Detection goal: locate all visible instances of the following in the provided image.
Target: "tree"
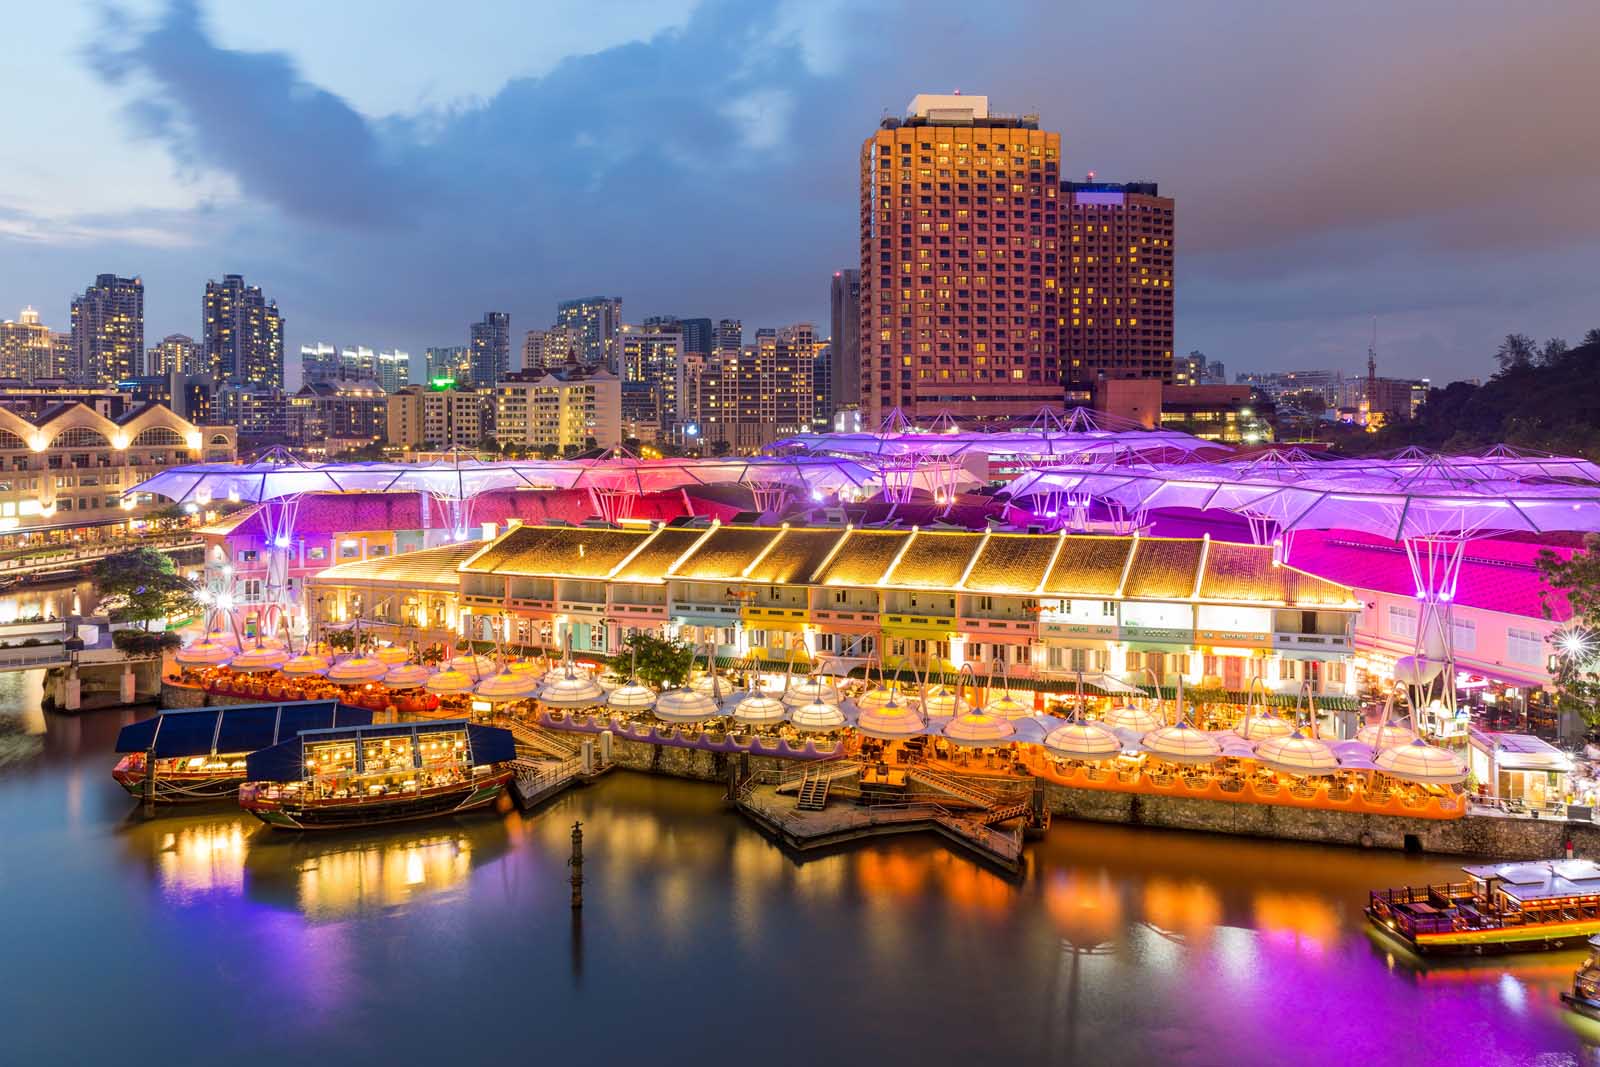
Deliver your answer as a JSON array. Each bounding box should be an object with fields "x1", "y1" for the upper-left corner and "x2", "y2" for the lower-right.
[
  {"x1": 607, "y1": 631, "x2": 696, "y2": 689},
  {"x1": 1538, "y1": 538, "x2": 1600, "y2": 727},
  {"x1": 1495, "y1": 333, "x2": 1537, "y2": 373},
  {"x1": 1538, "y1": 337, "x2": 1570, "y2": 366},
  {"x1": 92, "y1": 549, "x2": 200, "y2": 630},
  {"x1": 1583, "y1": 328, "x2": 1600, "y2": 349},
  {"x1": 112, "y1": 630, "x2": 182, "y2": 658}
]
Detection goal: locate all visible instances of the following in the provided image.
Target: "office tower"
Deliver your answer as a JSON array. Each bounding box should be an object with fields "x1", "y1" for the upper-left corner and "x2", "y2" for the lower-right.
[
  {"x1": 48, "y1": 332, "x2": 72, "y2": 380},
  {"x1": 713, "y1": 318, "x2": 742, "y2": 355},
  {"x1": 376, "y1": 349, "x2": 410, "y2": 393},
  {"x1": 556, "y1": 297, "x2": 622, "y2": 369},
  {"x1": 619, "y1": 322, "x2": 683, "y2": 431},
  {"x1": 425, "y1": 345, "x2": 471, "y2": 383},
  {"x1": 522, "y1": 326, "x2": 576, "y2": 373},
  {"x1": 829, "y1": 268, "x2": 861, "y2": 417},
  {"x1": 861, "y1": 94, "x2": 1061, "y2": 426},
  {"x1": 202, "y1": 274, "x2": 284, "y2": 388},
  {"x1": 289, "y1": 378, "x2": 388, "y2": 445},
  {"x1": 0, "y1": 307, "x2": 55, "y2": 380},
  {"x1": 468, "y1": 311, "x2": 511, "y2": 386},
  {"x1": 148, "y1": 333, "x2": 204, "y2": 377},
  {"x1": 300, "y1": 342, "x2": 340, "y2": 383},
  {"x1": 1061, "y1": 179, "x2": 1174, "y2": 396},
  {"x1": 70, "y1": 273, "x2": 144, "y2": 384},
  {"x1": 336, "y1": 346, "x2": 377, "y2": 380},
  {"x1": 678, "y1": 318, "x2": 713, "y2": 356}
]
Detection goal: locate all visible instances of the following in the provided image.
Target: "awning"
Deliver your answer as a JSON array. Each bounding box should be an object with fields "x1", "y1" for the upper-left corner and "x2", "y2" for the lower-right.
[{"x1": 115, "y1": 700, "x2": 373, "y2": 758}]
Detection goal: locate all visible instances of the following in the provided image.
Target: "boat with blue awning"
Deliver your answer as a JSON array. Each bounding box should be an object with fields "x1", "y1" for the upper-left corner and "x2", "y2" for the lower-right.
[
  {"x1": 239, "y1": 719, "x2": 516, "y2": 830},
  {"x1": 113, "y1": 701, "x2": 374, "y2": 803}
]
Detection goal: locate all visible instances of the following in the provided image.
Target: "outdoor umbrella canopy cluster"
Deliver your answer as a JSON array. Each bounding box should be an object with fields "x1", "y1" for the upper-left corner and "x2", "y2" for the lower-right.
[
  {"x1": 280, "y1": 652, "x2": 331, "y2": 677},
  {"x1": 726, "y1": 691, "x2": 787, "y2": 724},
  {"x1": 783, "y1": 679, "x2": 841, "y2": 707},
  {"x1": 325, "y1": 656, "x2": 389, "y2": 683},
  {"x1": 424, "y1": 669, "x2": 477, "y2": 695},
  {"x1": 942, "y1": 709, "x2": 1017, "y2": 746},
  {"x1": 1234, "y1": 710, "x2": 1295, "y2": 740},
  {"x1": 1104, "y1": 703, "x2": 1164, "y2": 733},
  {"x1": 1375, "y1": 739, "x2": 1469, "y2": 784},
  {"x1": 382, "y1": 663, "x2": 432, "y2": 688},
  {"x1": 374, "y1": 647, "x2": 411, "y2": 666},
  {"x1": 653, "y1": 687, "x2": 721, "y2": 723},
  {"x1": 228, "y1": 646, "x2": 289, "y2": 673},
  {"x1": 474, "y1": 670, "x2": 543, "y2": 702},
  {"x1": 855, "y1": 695, "x2": 929, "y2": 739},
  {"x1": 1250, "y1": 730, "x2": 1339, "y2": 775},
  {"x1": 537, "y1": 669, "x2": 605, "y2": 708}
]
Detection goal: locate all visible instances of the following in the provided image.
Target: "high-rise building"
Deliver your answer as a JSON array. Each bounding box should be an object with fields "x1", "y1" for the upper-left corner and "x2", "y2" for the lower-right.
[
  {"x1": 1174, "y1": 352, "x2": 1226, "y2": 387},
  {"x1": 288, "y1": 379, "x2": 388, "y2": 446},
  {"x1": 861, "y1": 94, "x2": 1062, "y2": 426},
  {"x1": 555, "y1": 297, "x2": 622, "y2": 370},
  {"x1": 300, "y1": 342, "x2": 340, "y2": 383},
  {"x1": 675, "y1": 325, "x2": 816, "y2": 453},
  {"x1": 1061, "y1": 179, "x2": 1174, "y2": 397},
  {"x1": 376, "y1": 349, "x2": 410, "y2": 393},
  {"x1": 202, "y1": 274, "x2": 284, "y2": 388},
  {"x1": 48, "y1": 332, "x2": 73, "y2": 381},
  {"x1": 70, "y1": 274, "x2": 144, "y2": 384},
  {"x1": 828, "y1": 269, "x2": 861, "y2": 418},
  {"x1": 493, "y1": 369, "x2": 622, "y2": 455},
  {"x1": 468, "y1": 312, "x2": 510, "y2": 386},
  {"x1": 148, "y1": 333, "x2": 204, "y2": 377},
  {"x1": 386, "y1": 382, "x2": 494, "y2": 451},
  {"x1": 339, "y1": 346, "x2": 378, "y2": 381},
  {"x1": 678, "y1": 318, "x2": 713, "y2": 356},
  {"x1": 618, "y1": 322, "x2": 683, "y2": 432},
  {"x1": 425, "y1": 345, "x2": 471, "y2": 383},
  {"x1": 713, "y1": 318, "x2": 742, "y2": 355},
  {"x1": 0, "y1": 307, "x2": 55, "y2": 380},
  {"x1": 521, "y1": 327, "x2": 576, "y2": 373}
]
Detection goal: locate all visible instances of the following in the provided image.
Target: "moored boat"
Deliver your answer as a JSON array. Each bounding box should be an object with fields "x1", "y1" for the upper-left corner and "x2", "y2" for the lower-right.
[
  {"x1": 1561, "y1": 936, "x2": 1600, "y2": 1020},
  {"x1": 113, "y1": 700, "x2": 372, "y2": 803},
  {"x1": 238, "y1": 719, "x2": 516, "y2": 831},
  {"x1": 1367, "y1": 859, "x2": 1600, "y2": 956}
]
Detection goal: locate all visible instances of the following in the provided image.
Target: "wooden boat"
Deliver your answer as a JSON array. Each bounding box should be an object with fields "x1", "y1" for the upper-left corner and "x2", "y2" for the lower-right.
[
  {"x1": 1367, "y1": 859, "x2": 1600, "y2": 956},
  {"x1": 239, "y1": 719, "x2": 517, "y2": 831},
  {"x1": 1561, "y1": 936, "x2": 1600, "y2": 1020},
  {"x1": 113, "y1": 700, "x2": 372, "y2": 803}
]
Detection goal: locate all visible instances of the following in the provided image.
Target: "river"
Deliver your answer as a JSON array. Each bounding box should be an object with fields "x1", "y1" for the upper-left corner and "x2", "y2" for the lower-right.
[{"x1": 1, "y1": 682, "x2": 1596, "y2": 1065}]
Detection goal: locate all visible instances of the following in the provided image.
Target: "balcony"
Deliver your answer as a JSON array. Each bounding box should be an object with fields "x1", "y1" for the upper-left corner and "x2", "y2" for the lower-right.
[
  {"x1": 1119, "y1": 624, "x2": 1195, "y2": 646},
  {"x1": 1272, "y1": 631, "x2": 1352, "y2": 653},
  {"x1": 745, "y1": 605, "x2": 807, "y2": 625},
  {"x1": 960, "y1": 614, "x2": 1039, "y2": 639},
  {"x1": 882, "y1": 612, "x2": 956, "y2": 634},
  {"x1": 1038, "y1": 620, "x2": 1118, "y2": 641},
  {"x1": 1195, "y1": 628, "x2": 1272, "y2": 649}
]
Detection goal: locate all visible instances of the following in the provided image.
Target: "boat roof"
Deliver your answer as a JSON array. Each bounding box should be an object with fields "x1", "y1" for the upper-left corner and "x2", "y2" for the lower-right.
[
  {"x1": 293, "y1": 718, "x2": 476, "y2": 742},
  {"x1": 1461, "y1": 859, "x2": 1600, "y2": 902},
  {"x1": 115, "y1": 700, "x2": 373, "y2": 758}
]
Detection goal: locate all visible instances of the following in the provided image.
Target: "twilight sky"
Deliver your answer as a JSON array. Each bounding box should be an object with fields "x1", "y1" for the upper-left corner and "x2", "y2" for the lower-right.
[{"x1": 2, "y1": 0, "x2": 1598, "y2": 385}]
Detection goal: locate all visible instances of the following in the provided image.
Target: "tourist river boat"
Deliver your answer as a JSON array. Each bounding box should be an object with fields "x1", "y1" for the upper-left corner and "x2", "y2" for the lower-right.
[
  {"x1": 1561, "y1": 936, "x2": 1600, "y2": 1020},
  {"x1": 113, "y1": 700, "x2": 373, "y2": 803},
  {"x1": 1367, "y1": 859, "x2": 1600, "y2": 956},
  {"x1": 238, "y1": 719, "x2": 517, "y2": 830}
]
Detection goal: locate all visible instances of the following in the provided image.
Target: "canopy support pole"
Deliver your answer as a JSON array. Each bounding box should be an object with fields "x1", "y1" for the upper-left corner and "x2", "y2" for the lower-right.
[{"x1": 1402, "y1": 535, "x2": 1468, "y2": 731}]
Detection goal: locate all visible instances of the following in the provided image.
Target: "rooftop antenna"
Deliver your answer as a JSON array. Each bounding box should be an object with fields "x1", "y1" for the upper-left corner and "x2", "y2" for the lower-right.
[{"x1": 1366, "y1": 316, "x2": 1378, "y2": 395}]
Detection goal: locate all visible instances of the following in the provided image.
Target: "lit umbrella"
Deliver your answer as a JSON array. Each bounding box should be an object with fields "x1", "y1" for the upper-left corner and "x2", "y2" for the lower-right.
[
  {"x1": 1104, "y1": 703, "x2": 1163, "y2": 733},
  {"x1": 653, "y1": 687, "x2": 721, "y2": 723},
  {"x1": 538, "y1": 668, "x2": 606, "y2": 708},
  {"x1": 727, "y1": 691, "x2": 788, "y2": 725},
  {"x1": 855, "y1": 684, "x2": 904, "y2": 713},
  {"x1": 920, "y1": 684, "x2": 958, "y2": 717},
  {"x1": 176, "y1": 641, "x2": 233, "y2": 667},
  {"x1": 326, "y1": 656, "x2": 389, "y2": 684},
  {"x1": 691, "y1": 673, "x2": 730, "y2": 698},
  {"x1": 942, "y1": 710, "x2": 1016, "y2": 746},
  {"x1": 382, "y1": 663, "x2": 433, "y2": 688},
  {"x1": 783, "y1": 678, "x2": 840, "y2": 707},
  {"x1": 855, "y1": 692, "x2": 928, "y2": 739},
  {"x1": 509, "y1": 659, "x2": 544, "y2": 674},
  {"x1": 790, "y1": 699, "x2": 846, "y2": 731},
  {"x1": 228, "y1": 645, "x2": 289, "y2": 673},
  {"x1": 608, "y1": 680, "x2": 657, "y2": 711},
  {"x1": 1140, "y1": 721, "x2": 1222, "y2": 764},
  {"x1": 374, "y1": 646, "x2": 411, "y2": 666},
  {"x1": 1357, "y1": 722, "x2": 1419, "y2": 749},
  {"x1": 984, "y1": 688, "x2": 1033, "y2": 720},
  {"x1": 474, "y1": 670, "x2": 543, "y2": 703},
  {"x1": 1251, "y1": 730, "x2": 1339, "y2": 776},
  {"x1": 449, "y1": 654, "x2": 496, "y2": 679},
  {"x1": 1235, "y1": 710, "x2": 1294, "y2": 740},
  {"x1": 1374, "y1": 739, "x2": 1468, "y2": 785},
  {"x1": 425, "y1": 668, "x2": 476, "y2": 695},
  {"x1": 1042, "y1": 719, "x2": 1122, "y2": 761},
  {"x1": 202, "y1": 629, "x2": 241, "y2": 647},
  {"x1": 281, "y1": 652, "x2": 331, "y2": 677}
]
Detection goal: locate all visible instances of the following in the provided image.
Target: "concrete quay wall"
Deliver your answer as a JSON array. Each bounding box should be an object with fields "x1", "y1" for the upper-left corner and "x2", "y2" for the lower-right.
[{"x1": 1041, "y1": 779, "x2": 1592, "y2": 858}]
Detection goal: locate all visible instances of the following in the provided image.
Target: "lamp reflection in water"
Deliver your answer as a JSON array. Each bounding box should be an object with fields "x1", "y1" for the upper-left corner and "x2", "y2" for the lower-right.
[{"x1": 153, "y1": 818, "x2": 249, "y2": 902}]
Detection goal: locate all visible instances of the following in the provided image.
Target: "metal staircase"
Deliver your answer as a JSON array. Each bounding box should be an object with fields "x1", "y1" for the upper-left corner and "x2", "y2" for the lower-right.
[{"x1": 796, "y1": 766, "x2": 832, "y2": 811}]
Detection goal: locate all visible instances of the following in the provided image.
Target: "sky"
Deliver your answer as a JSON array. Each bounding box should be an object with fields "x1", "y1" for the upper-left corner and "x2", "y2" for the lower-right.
[{"x1": 2, "y1": 0, "x2": 1598, "y2": 386}]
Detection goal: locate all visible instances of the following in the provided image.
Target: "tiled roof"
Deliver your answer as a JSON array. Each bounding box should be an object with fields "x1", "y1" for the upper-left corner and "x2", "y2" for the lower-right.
[
  {"x1": 963, "y1": 533, "x2": 1061, "y2": 595},
  {"x1": 462, "y1": 524, "x2": 649, "y2": 577},
  {"x1": 1041, "y1": 536, "x2": 1131, "y2": 597},
  {"x1": 312, "y1": 542, "x2": 481, "y2": 588},
  {"x1": 669, "y1": 526, "x2": 777, "y2": 580},
  {"x1": 889, "y1": 530, "x2": 984, "y2": 588},
  {"x1": 745, "y1": 528, "x2": 846, "y2": 584},
  {"x1": 813, "y1": 529, "x2": 912, "y2": 586},
  {"x1": 1123, "y1": 538, "x2": 1205, "y2": 600},
  {"x1": 1199, "y1": 539, "x2": 1352, "y2": 608}
]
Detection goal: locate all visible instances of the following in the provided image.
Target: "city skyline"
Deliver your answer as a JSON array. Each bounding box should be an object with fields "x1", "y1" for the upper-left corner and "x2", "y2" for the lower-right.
[{"x1": 2, "y1": 1, "x2": 1598, "y2": 383}]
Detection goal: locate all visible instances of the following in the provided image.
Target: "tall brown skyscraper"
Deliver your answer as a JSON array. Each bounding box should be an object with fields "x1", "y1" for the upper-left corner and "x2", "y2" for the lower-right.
[
  {"x1": 859, "y1": 94, "x2": 1061, "y2": 428},
  {"x1": 1061, "y1": 180, "x2": 1174, "y2": 398}
]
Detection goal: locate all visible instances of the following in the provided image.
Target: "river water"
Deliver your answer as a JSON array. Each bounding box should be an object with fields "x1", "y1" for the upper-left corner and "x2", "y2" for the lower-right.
[{"x1": 1, "y1": 679, "x2": 1597, "y2": 1065}]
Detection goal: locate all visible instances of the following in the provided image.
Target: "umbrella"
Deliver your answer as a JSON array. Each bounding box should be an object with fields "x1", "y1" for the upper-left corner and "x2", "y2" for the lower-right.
[
  {"x1": 382, "y1": 664, "x2": 433, "y2": 688},
  {"x1": 1042, "y1": 719, "x2": 1122, "y2": 760},
  {"x1": 228, "y1": 646, "x2": 289, "y2": 673},
  {"x1": 1357, "y1": 723, "x2": 1419, "y2": 749},
  {"x1": 425, "y1": 669, "x2": 477, "y2": 695},
  {"x1": 783, "y1": 678, "x2": 841, "y2": 707},
  {"x1": 280, "y1": 653, "x2": 331, "y2": 677},
  {"x1": 984, "y1": 689, "x2": 1034, "y2": 720},
  {"x1": 1375, "y1": 739, "x2": 1468, "y2": 785},
  {"x1": 1251, "y1": 730, "x2": 1339, "y2": 776},
  {"x1": 855, "y1": 693, "x2": 928, "y2": 739},
  {"x1": 176, "y1": 641, "x2": 233, "y2": 667},
  {"x1": 1140, "y1": 722, "x2": 1222, "y2": 764},
  {"x1": 1234, "y1": 711, "x2": 1295, "y2": 740},
  {"x1": 790, "y1": 699, "x2": 847, "y2": 731},
  {"x1": 325, "y1": 656, "x2": 389, "y2": 684},
  {"x1": 608, "y1": 680, "x2": 657, "y2": 711},
  {"x1": 1104, "y1": 703, "x2": 1163, "y2": 733},
  {"x1": 539, "y1": 669, "x2": 606, "y2": 708},
  {"x1": 726, "y1": 691, "x2": 788, "y2": 724},
  {"x1": 374, "y1": 646, "x2": 411, "y2": 665},
  {"x1": 653, "y1": 687, "x2": 721, "y2": 723},
  {"x1": 942, "y1": 710, "x2": 1017, "y2": 746},
  {"x1": 474, "y1": 670, "x2": 543, "y2": 702}
]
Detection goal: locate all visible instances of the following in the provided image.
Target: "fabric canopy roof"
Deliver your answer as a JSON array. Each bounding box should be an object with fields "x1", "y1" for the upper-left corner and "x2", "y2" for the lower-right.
[{"x1": 116, "y1": 700, "x2": 371, "y2": 758}]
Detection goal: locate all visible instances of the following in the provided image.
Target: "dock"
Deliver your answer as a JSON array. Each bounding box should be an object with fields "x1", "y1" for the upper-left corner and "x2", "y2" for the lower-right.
[{"x1": 500, "y1": 718, "x2": 614, "y2": 811}]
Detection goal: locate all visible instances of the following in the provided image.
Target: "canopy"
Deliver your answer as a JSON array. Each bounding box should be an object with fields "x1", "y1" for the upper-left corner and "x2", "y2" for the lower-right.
[
  {"x1": 1251, "y1": 730, "x2": 1339, "y2": 775},
  {"x1": 983, "y1": 689, "x2": 1034, "y2": 720},
  {"x1": 116, "y1": 700, "x2": 371, "y2": 757},
  {"x1": 374, "y1": 647, "x2": 411, "y2": 665},
  {"x1": 1234, "y1": 711, "x2": 1295, "y2": 740},
  {"x1": 474, "y1": 670, "x2": 543, "y2": 702},
  {"x1": 1104, "y1": 703, "x2": 1163, "y2": 733},
  {"x1": 228, "y1": 646, "x2": 289, "y2": 673},
  {"x1": 538, "y1": 670, "x2": 606, "y2": 708},
  {"x1": 1356, "y1": 722, "x2": 1418, "y2": 749},
  {"x1": 942, "y1": 710, "x2": 1016, "y2": 746},
  {"x1": 175, "y1": 640, "x2": 233, "y2": 667},
  {"x1": 783, "y1": 679, "x2": 841, "y2": 708},
  {"x1": 607, "y1": 681, "x2": 658, "y2": 711},
  {"x1": 1140, "y1": 722, "x2": 1223, "y2": 764},
  {"x1": 855, "y1": 696, "x2": 928, "y2": 739},
  {"x1": 382, "y1": 663, "x2": 433, "y2": 688},
  {"x1": 280, "y1": 653, "x2": 331, "y2": 677},
  {"x1": 1042, "y1": 719, "x2": 1122, "y2": 760},
  {"x1": 325, "y1": 656, "x2": 389, "y2": 684},
  {"x1": 790, "y1": 699, "x2": 847, "y2": 731},
  {"x1": 245, "y1": 720, "x2": 514, "y2": 782},
  {"x1": 1374, "y1": 739, "x2": 1469, "y2": 784},
  {"x1": 424, "y1": 669, "x2": 477, "y2": 695},
  {"x1": 653, "y1": 687, "x2": 721, "y2": 723},
  {"x1": 727, "y1": 691, "x2": 787, "y2": 724}
]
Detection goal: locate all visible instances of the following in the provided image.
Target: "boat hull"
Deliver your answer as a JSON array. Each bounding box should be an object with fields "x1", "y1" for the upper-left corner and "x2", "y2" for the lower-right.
[
  {"x1": 1562, "y1": 992, "x2": 1600, "y2": 1021},
  {"x1": 242, "y1": 773, "x2": 512, "y2": 831},
  {"x1": 112, "y1": 766, "x2": 244, "y2": 803},
  {"x1": 1366, "y1": 909, "x2": 1600, "y2": 956}
]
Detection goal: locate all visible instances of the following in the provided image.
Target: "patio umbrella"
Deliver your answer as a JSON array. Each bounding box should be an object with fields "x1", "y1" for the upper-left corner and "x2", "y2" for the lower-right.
[
  {"x1": 727, "y1": 690, "x2": 787, "y2": 724},
  {"x1": 474, "y1": 670, "x2": 543, "y2": 703},
  {"x1": 280, "y1": 652, "x2": 331, "y2": 677},
  {"x1": 1234, "y1": 710, "x2": 1295, "y2": 740},
  {"x1": 1042, "y1": 719, "x2": 1122, "y2": 760},
  {"x1": 382, "y1": 663, "x2": 433, "y2": 688},
  {"x1": 790, "y1": 699, "x2": 847, "y2": 731},
  {"x1": 228, "y1": 646, "x2": 289, "y2": 673},
  {"x1": 1140, "y1": 721, "x2": 1222, "y2": 764},
  {"x1": 539, "y1": 668, "x2": 606, "y2": 708},
  {"x1": 176, "y1": 641, "x2": 233, "y2": 667},
  {"x1": 1251, "y1": 730, "x2": 1339, "y2": 776},
  {"x1": 325, "y1": 656, "x2": 389, "y2": 684},
  {"x1": 942, "y1": 710, "x2": 1017, "y2": 746},
  {"x1": 374, "y1": 646, "x2": 411, "y2": 666},
  {"x1": 783, "y1": 678, "x2": 841, "y2": 707},
  {"x1": 855, "y1": 691, "x2": 929, "y2": 739},
  {"x1": 608, "y1": 680, "x2": 657, "y2": 711},
  {"x1": 1104, "y1": 703, "x2": 1163, "y2": 733},
  {"x1": 1374, "y1": 739, "x2": 1468, "y2": 785},
  {"x1": 425, "y1": 668, "x2": 477, "y2": 695},
  {"x1": 983, "y1": 688, "x2": 1034, "y2": 720},
  {"x1": 1356, "y1": 722, "x2": 1419, "y2": 749},
  {"x1": 653, "y1": 687, "x2": 721, "y2": 723}
]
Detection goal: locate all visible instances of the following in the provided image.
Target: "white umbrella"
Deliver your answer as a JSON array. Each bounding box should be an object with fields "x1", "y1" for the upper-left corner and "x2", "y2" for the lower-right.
[
  {"x1": 176, "y1": 640, "x2": 233, "y2": 667},
  {"x1": 1357, "y1": 722, "x2": 1419, "y2": 749},
  {"x1": 783, "y1": 678, "x2": 841, "y2": 707},
  {"x1": 790, "y1": 699, "x2": 847, "y2": 731},
  {"x1": 1251, "y1": 730, "x2": 1339, "y2": 776},
  {"x1": 855, "y1": 693, "x2": 929, "y2": 739},
  {"x1": 1375, "y1": 739, "x2": 1468, "y2": 785},
  {"x1": 728, "y1": 691, "x2": 789, "y2": 725},
  {"x1": 1140, "y1": 721, "x2": 1222, "y2": 764},
  {"x1": 280, "y1": 652, "x2": 331, "y2": 677},
  {"x1": 608, "y1": 680, "x2": 657, "y2": 711},
  {"x1": 326, "y1": 656, "x2": 389, "y2": 684},
  {"x1": 382, "y1": 663, "x2": 433, "y2": 688},
  {"x1": 1104, "y1": 703, "x2": 1163, "y2": 733},
  {"x1": 228, "y1": 646, "x2": 289, "y2": 673},
  {"x1": 1235, "y1": 710, "x2": 1295, "y2": 740},
  {"x1": 539, "y1": 669, "x2": 606, "y2": 708},
  {"x1": 1043, "y1": 719, "x2": 1122, "y2": 760},
  {"x1": 425, "y1": 668, "x2": 477, "y2": 695},
  {"x1": 374, "y1": 646, "x2": 411, "y2": 666},
  {"x1": 653, "y1": 687, "x2": 721, "y2": 723},
  {"x1": 942, "y1": 709, "x2": 1017, "y2": 746},
  {"x1": 474, "y1": 670, "x2": 543, "y2": 703},
  {"x1": 983, "y1": 688, "x2": 1033, "y2": 720}
]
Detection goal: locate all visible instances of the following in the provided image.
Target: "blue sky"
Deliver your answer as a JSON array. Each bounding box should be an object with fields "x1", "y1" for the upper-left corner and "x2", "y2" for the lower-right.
[{"x1": 2, "y1": 0, "x2": 1598, "y2": 384}]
